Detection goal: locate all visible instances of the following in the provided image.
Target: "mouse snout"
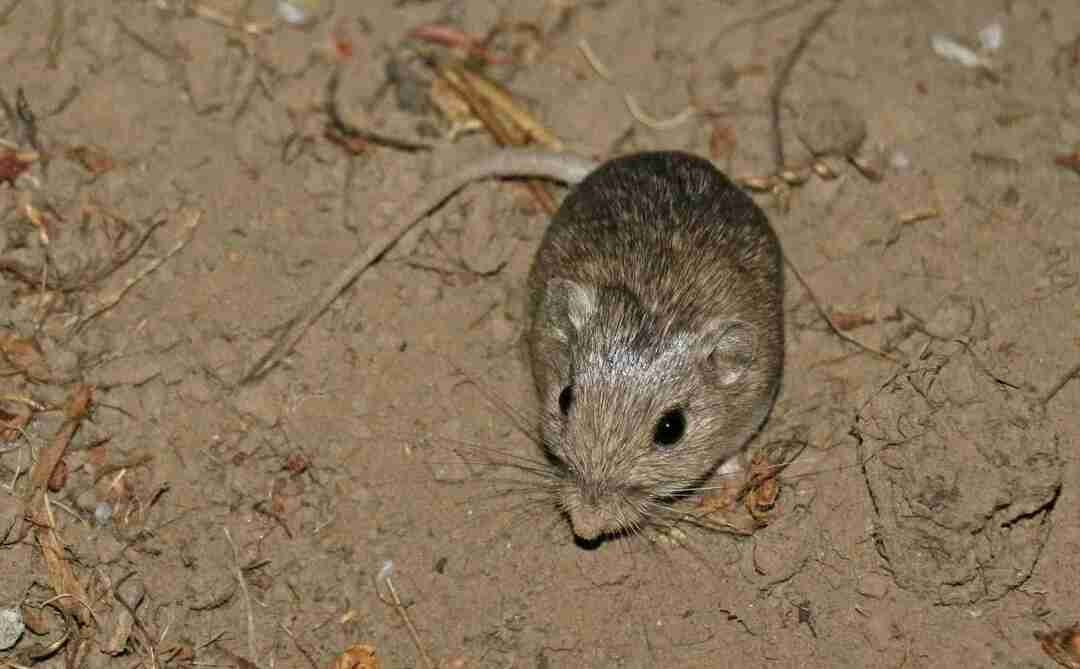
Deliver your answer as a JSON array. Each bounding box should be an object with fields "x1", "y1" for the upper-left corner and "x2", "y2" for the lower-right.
[
  {"x1": 567, "y1": 504, "x2": 610, "y2": 542},
  {"x1": 562, "y1": 482, "x2": 639, "y2": 541}
]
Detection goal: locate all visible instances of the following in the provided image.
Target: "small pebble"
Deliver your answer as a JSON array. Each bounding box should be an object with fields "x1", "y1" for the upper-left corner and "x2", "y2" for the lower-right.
[
  {"x1": 978, "y1": 22, "x2": 1003, "y2": 51},
  {"x1": 0, "y1": 607, "x2": 24, "y2": 650},
  {"x1": 930, "y1": 34, "x2": 982, "y2": 68},
  {"x1": 890, "y1": 150, "x2": 911, "y2": 171},
  {"x1": 95, "y1": 501, "x2": 114, "y2": 525},
  {"x1": 277, "y1": 0, "x2": 322, "y2": 26}
]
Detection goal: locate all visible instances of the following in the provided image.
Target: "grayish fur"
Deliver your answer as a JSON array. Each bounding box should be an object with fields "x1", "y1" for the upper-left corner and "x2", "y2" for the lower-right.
[{"x1": 525, "y1": 151, "x2": 784, "y2": 541}]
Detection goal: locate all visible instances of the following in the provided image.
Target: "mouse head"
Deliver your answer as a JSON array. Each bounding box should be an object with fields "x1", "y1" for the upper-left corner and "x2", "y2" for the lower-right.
[{"x1": 531, "y1": 278, "x2": 772, "y2": 542}]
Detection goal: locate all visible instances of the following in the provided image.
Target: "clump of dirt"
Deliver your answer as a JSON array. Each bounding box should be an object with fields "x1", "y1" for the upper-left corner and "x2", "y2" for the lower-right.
[{"x1": 857, "y1": 343, "x2": 1062, "y2": 605}]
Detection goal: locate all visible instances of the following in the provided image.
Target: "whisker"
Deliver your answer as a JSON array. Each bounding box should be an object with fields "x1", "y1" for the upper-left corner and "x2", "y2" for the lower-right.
[
  {"x1": 452, "y1": 485, "x2": 555, "y2": 512},
  {"x1": 434, "y1": 355, "x2": 544, "y2": 446}
]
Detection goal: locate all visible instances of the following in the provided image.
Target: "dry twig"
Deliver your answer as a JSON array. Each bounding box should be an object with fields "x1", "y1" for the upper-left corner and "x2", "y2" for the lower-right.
[
  {"x1": 223, "y1": 528, "x2": 258, "y2": 663},
  {"x1": 768, "y1": 0, "x2": 843, "y2": 174},
  {"x1": 784, "y1": 255, "x2": 898, "y2": 363},
  {"x1": 68, "y1": 208, "x2": 204, "y2": 334},
  {"x1": 1041, "y1": 361, "x2": 1080, "y2": 407},
  {"x1": 434, "y1": 60, "x2": 561, "y2": 213},
  {"x1": 325, "y1": 66, "x2": 433, "y2": 154},
  {"x1": 376, "y1": 563, "x2": 434, "y2": 669}
]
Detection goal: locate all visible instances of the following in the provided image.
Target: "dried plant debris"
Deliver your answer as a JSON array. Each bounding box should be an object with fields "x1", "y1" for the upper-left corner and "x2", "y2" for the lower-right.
[
  {"x1": 0, "y1": 146, "x2": 36, "y2": 185},
  {"x1": 855, "y1": 343, "x2": 1062, "y2": 604},
  {"x1": 1055, "y1": 151, "x2": 1080, "y2": 173},
  {"x1": 680, "y1": 439, "x2": 804, "y2": 535},
  {"x1": 1037, "y1": 624, "x2": 1080, "y2": 669},
  {"x1": 328, "y1": 643, "x2": 381, "y2": 669},
  {"x1": 63, "y1": 143, "x2": 117, "y2": 175}
]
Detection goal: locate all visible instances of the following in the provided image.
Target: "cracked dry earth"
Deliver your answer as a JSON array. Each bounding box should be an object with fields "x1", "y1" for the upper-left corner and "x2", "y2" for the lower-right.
[{"x1": 1, "y1": 1, "x2": 1079, "y2": 668}]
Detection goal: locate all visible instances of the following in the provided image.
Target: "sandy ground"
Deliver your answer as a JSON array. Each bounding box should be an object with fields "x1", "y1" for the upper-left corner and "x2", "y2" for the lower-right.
[{"x1": 1, "y1": 1, "x2": 1079, "y2": 667}]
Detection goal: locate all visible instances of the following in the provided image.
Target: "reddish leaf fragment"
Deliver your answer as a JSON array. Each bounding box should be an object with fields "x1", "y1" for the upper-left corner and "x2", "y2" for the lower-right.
[
  {"x1": 0, "y1": 149, "x2": 34, "y2": 185},
  {"x1": 1055, "y1": 151, "x2": 1080, "y2": 172},
  {"x1": 66, "y1": 145, "x2": 116, "y2": 175},
  {"x1": 409, "y1": 24, "x2": 511, "y2": 64},
  {"x1": 1036, "y1": 624, "x2": 1080, "y2": 669}
]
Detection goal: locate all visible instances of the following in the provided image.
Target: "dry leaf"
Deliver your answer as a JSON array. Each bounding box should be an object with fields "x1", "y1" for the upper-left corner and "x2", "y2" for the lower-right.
[
  {"x1": 0, "y1": 330, "x2": 51, "y2": 379},
  {"x1": 65, "y1": 145, "x2": 116, "y2": 175},
  {"x1": 1054, "y1": 152, "x2": 1080, "y2": 173},
  {"x1": 326, "y1": 643, "x2": 380, "y2": 669},
  {"x1": 37, "y1": 505, "x2": 91, "y2": 626},
  {"x1": 0, "y1": 148, "x2": 35, "y2": 185},
  {"x1": 1037, "y1": 625, "x2": 1080, "y2": 669},
  {"x1": 0, "y1": 404, "x2": 31, "y2": 442},
  {"x1": 745, "y1": 452, "x2": 781, "y2": 522},
  {"x1": 830, "y1": 307, "x2": 876, "y2": 332}
]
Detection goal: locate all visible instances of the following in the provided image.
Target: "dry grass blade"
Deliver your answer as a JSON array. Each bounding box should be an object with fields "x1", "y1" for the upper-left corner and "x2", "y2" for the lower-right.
[
  {"x1": 223, "y1": 528, "x2": 258, "y2": 663},
  {"x1": 435, "y1": 60, "x2": 562, "y2": 214},
  {"x1": 452, "y1": 65, "x2": 564, "y2": 150},
  {"x1": 768, "y1": 0, "x2": 844, "y2": 174},
  {"x1": 1036, "y1": 624, "x2": 1080, "y2": 669},
  {"x1": 21, "y1": 385, "x2": 94, "y2": 625},
  {"x1": 68, "y1": 208, "x2": 204, "y2": 334},
  {"x1": 375, "y1": 564, "x2": 435, "y2": 669}
]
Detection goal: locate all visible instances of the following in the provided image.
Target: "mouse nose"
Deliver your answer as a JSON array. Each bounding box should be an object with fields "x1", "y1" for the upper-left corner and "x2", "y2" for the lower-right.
[{"x1": 569, "y1": 506, "x2": 609, "y2": 541}]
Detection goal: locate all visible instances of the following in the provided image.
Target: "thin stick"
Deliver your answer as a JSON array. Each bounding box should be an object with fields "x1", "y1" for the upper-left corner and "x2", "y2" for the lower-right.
[
  {"x1": 707, "y1": 0, "x2": 807, "y2": 48},
  {"x1": 239, "y1": 148, "x2": 598, "y2": 384},
  {"x1": 1041, "y1": 361, "x2": 1080, "y2": 406},
  {"x1": 46, "y1": 0, "x2": 64, "y2": 69},
  {"x1": 376, "y1": 569, "x2": 435, "y2": 669},
  {"x1": 0, "y1": 219, "x2": 168, "y2": 292},
  {"x1": 783, "y1": 254, "x2": 897, "y2": 362},
  {"x1": 69, "y1": 209, "x2": 203, "y2": 334},
  {"x1": 279, "y1": 623, "x2": 319, "y2": 669},
  {"x1": 326, "y1": 66, "x2": 432, "y2": 153},
  {"x1": 768, "y1": 0, "x2": 842, "y2": 173},
  {"x1": 223, "y1": 528, "x2": 257, "y2": 663}
]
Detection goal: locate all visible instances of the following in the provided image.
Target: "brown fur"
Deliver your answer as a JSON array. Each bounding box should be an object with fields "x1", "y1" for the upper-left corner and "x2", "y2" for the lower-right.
[{"x1": 525, "y1": 151, "x2": 783, "y2": 541}]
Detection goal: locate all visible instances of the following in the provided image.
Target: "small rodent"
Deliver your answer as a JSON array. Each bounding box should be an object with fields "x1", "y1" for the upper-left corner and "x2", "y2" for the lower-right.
[{"x1": 525, "y1": 151, "x2": 784, "y2": 542}]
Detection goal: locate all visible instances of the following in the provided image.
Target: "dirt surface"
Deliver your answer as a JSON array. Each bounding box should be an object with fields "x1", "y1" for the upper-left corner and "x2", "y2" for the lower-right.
[{"x1": 1, "y1": 1, "x2": 1079, "y2": 668}]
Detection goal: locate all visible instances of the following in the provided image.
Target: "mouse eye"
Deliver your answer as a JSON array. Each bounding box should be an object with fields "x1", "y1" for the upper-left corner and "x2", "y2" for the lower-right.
[
  {"x1": 653, "y1": 408, "x2": 686, "y2": 447},
  {"x1": 558, "y1": 385, "x2": 574, "y2": 416}
]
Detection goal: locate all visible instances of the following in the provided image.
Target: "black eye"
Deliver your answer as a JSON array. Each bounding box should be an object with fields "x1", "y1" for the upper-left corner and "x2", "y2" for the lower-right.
[
  {"x1": 558, "y1": 385, "x2": 574, "y2": 415},
  {"x1": 653, "y1": 409, "x2": 686, "y2": 446}
]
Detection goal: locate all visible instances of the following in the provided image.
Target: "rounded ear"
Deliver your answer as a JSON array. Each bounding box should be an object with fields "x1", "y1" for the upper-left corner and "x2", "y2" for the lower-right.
[
  {"x1": 697, "y1": 319, "x2": 756, "y2": 385},
  {"x1": 540, "y1": 279, "x2": 597, "y2": 342}
]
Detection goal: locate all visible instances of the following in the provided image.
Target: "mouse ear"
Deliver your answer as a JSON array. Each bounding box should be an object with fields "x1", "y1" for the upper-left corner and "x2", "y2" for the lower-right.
[
  {"x1": 697, "y1": 319, "x2": 756, "y2": 385},
  {"x1": 542, "y1": 279, "x2": 597, "y2": 341}
]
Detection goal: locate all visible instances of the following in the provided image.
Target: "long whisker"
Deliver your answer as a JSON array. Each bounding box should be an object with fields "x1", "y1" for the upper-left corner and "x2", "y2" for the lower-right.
[{"x1": 434, "y1": 355, "x2": 544, "y2": 446}]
